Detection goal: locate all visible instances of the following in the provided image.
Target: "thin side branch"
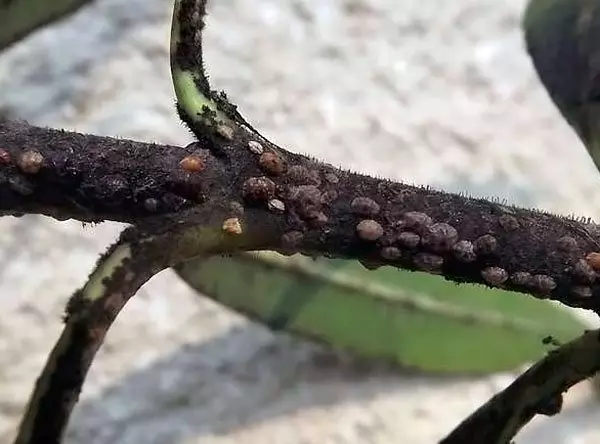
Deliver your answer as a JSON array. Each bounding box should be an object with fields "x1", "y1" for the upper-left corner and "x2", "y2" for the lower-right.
[
  {"x1": 441, "y1": 329, "x2": 600, "y2": 443},
  {"x1": 13, "y1": 232, "x2": 150, "y2": 444},
  {"x1": 14, "y1": 216, "x2": 267, "y2": 444}
]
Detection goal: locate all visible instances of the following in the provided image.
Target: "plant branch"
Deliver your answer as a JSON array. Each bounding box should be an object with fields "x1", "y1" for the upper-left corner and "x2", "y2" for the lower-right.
[
  {"x1": 441, "y1": 329, "x2": 600, "y2": 443},
  {"x1": 6, "y1": 0, "x2": 600, "y2": 442},
  {"x1": 4, "y1": 117, "x2": 600, "y2": 313},
  {"x1": 14, "y1": 214, "x2": 268, "y2": 444},
  {"x1": 13, "y1": 233, "x2": 148, "y2": 444},
  {"x1": 0, "y1": 118, "x2": 219, "y2": 223}
]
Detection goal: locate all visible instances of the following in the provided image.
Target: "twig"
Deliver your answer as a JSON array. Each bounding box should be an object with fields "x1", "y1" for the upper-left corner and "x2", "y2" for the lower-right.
[
  {"x1": 440, "y1": 329, "x2": 600, "y2": 444},
  {"x1": 13, "y1": 231, "x2": 151, "y2": 444},
  {"x1": 13, "y1": 215, "x2": 268, "y2": 444}
]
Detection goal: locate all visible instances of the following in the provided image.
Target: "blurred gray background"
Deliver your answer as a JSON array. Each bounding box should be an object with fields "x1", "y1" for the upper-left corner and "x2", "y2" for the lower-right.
[{"x1": 1, "y1": 0, "x2": 600, "y2": 442}]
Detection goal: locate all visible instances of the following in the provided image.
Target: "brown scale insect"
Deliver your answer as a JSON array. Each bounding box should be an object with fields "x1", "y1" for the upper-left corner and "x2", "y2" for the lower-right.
[
  {"x1": 585, "y1": 252, "x2": 600, "y2": 272},
  {"x1": 287, "y1": 185, "x2": 323, "y2": 219},
  {"x1": 247, "y1": 140, "x2": 264, "y2": 154},
  {"x1": 268, "y1": 199, "x2": 286, "y2": 213},
  {"x1": 402, "y1": 211, "x2": 433, "y2": 234},
  {"x1": 242, "y1": 177, "x2": 276, "y2": 202},
  {"x1": 397, "y1": 232, "x2": 420, "y2": 249},
  {"x1": 481, "y1": 267, "x2": 508, "y2": 287},
  {"x1": 0, "y1": 149, "x2": 11, "y2": 165},
  {"x1": 510, "y1": 271, "x2": 533, "y2": 287},
  {"x1": 356, "y1": 219, "x2": 384, "y2": 241},
  {"x1": 222, "y1": 217, "x2": 242, "y2": 235},
  {"x1": 421, "y1": 223, "x2": 458, "y2": 253},
  {"x1": 530, "y1": 275, "x2": 556, "y2": 296},
  {"x1": 474, "y1": 234, "x2": 497, "y2": 255},
  {"x1": 452, "y1": 240, "x2": 476, "y2": 263},
  {"x1": 17, "y1": 150, "x2": 44, "y2": 174},
  {"x1": 179, "y1": 155, "x2": 205, "y2": 173},
  {"x1": 259, "y1": 152, "x2": 286, "y2": 176},
  {"x1": 216, "y1": 124, "x2": 234, "y2": 140}
]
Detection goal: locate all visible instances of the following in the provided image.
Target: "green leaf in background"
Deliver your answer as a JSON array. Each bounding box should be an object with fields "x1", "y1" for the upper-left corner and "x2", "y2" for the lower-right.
[
  {"x1": 0, "y1": 0, "x2": 92, "y2": 51},
  {"x1": 175, "y1": 252, "x2": 586, "y2": 374}
]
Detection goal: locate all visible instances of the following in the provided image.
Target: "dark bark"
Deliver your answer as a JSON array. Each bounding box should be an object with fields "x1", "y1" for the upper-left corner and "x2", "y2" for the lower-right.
[
  {"x1": 3, "y1": 118, "x2": 600, "y2": 316},
  {"x1": 442, "y1": 329, "x2": 600, "y2": 443}
]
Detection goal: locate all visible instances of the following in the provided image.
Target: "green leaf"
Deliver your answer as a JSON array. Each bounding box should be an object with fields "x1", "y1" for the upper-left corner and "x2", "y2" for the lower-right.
[
  {"x1": 0, "y1": 0, "x2": 92, "y2": 51},
  {"x1": 175, "y1": 252, "x2": 586, "y2": 374},
  {"x1": 523, "y1": 0, "x2": 600, "y2": 172}
]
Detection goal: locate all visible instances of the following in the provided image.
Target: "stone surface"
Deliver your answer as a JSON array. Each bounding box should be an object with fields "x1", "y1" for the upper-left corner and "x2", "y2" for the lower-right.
[{"x1": 1, "y1": 0, "x2": 600, "y2": 443}]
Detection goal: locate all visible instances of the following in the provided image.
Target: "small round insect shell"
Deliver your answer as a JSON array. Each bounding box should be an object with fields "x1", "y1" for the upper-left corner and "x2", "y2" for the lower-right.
[
  {"x1": 481, "y1": 267, "x2": 508, "y2": 287},
  {"x1": 179, "y1": 155, "x2": 205, "y2": 173},
  {"x1": 268, "y1": 199, "x2": 286, "y2": 213},
  {"x1": 17, "y1": 150, "x2": 44, "y2": 174},
  {"x1": 0, "y1": 149, "x2": 11, "y2": 165},
  {"x1": 452, "y1": 240, "x2": 476, "y2": 262},
  {"x1": 356, "y1": 219, "x2": 384, "y2": 241},
  {"x1": 242, "y1": 176, "x2": 276, "y2": 202},
  {"x1": 350, "y1": 197, "x2": 381, "y2": 217},
  {"x1": 247, "y1": 140, "x2": 264, "y2": 155},
  {"x1": 510, "y1": 271, "x2": 532, "y2": 287},
  {"x1": 530, "y1": 274, "x2": 556, "y2": 296},
  {"x1": 216, "y1": 124, "x2": 234, "y2": 140},
  {"x1": 222, "y1": 217, "x2": 242, "y2": 235},
  {"x1": 586, "y1": 252, "x2": 600, "y2": 271},
  {"x1": 474, "y1": 234, "x2": 497, "y2": 255},
  {"x1": 402, "y1": 211, "x2": 433, "y2": 234},
  {"x1": 259, "y1": 152, "x2": 286, "y2": 176},
  {"x1": 397, "y1": 232, "x2": 420, "y2": 249},
  {"x1": 421, "y1": 223, "x2": 458, "y2": 253}
]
